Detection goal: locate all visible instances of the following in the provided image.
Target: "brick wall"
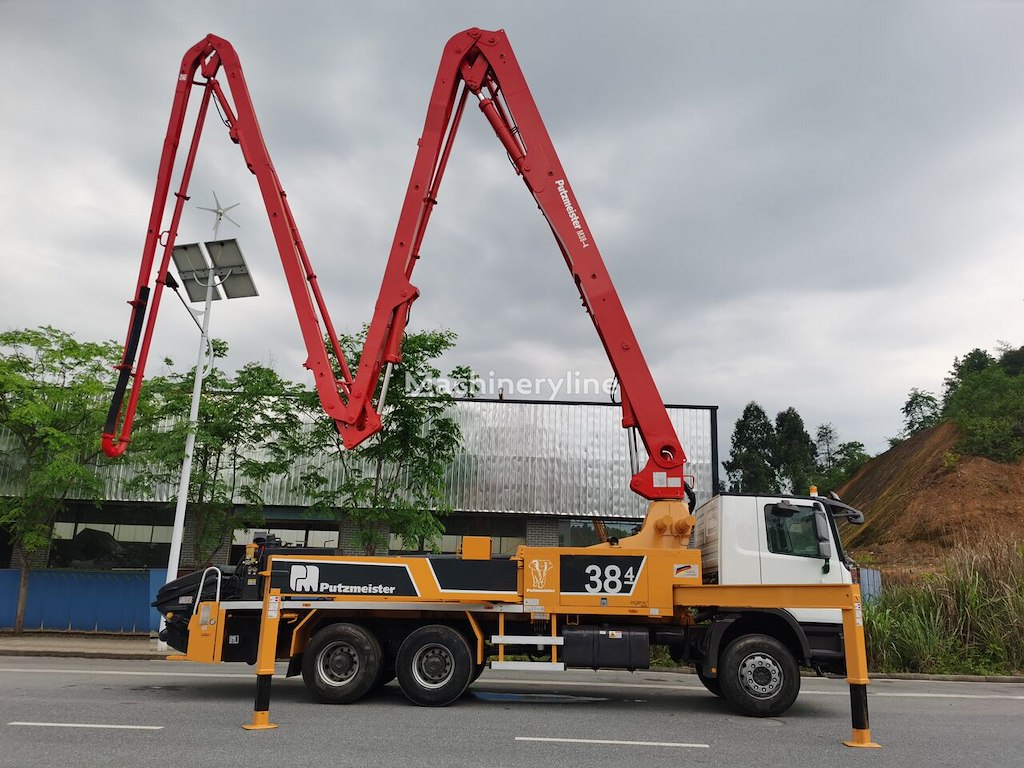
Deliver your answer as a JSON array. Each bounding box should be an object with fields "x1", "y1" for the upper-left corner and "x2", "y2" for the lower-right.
[
  {"x1": 9, "y1": 545, "x2": 48, "y2": 569},
  {"x1": 525, "y1": 517, "x2": 559, "y2": 547},
  {"x1": 180, "y1": 513, "x2": 232, "y2": 573},
  {"x1": 335, "y1": 519, "x2": 390, "y2": 555}
]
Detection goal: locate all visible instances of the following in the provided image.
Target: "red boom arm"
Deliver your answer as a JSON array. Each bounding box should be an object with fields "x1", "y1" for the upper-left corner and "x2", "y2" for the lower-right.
[
  {"x1": 338, "y1": 28, "x2": 687, "y2": 501},
  {"x1": 102, "y1": 35, "x2": 352, "y2": 457},
  {"x1": 105, "y1": 30, "x2": 687, "y2": 504}
]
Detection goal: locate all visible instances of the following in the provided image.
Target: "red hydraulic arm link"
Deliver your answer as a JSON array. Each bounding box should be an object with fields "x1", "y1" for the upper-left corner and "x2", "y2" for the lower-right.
[
  {"x1": 340, "y1": 28, "x2": 687, "y2": 501},
  {"x1": 101, "y1": 35, "x2": 353, "y2": 458}
]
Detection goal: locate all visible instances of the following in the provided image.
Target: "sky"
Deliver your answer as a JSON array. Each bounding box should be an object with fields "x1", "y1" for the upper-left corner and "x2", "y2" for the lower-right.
[{"x1": 2, "y1": 0, "x2": 1023, "y2": 463}]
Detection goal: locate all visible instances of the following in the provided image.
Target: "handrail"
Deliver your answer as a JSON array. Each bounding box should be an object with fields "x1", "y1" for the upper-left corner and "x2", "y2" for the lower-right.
[{"x1": 192, "y1": 566, "x2": 223, "y2": 615}]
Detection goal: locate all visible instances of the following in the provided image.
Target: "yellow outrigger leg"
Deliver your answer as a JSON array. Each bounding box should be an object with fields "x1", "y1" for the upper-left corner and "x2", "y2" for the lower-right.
[{"x1": 242, "y1": 587, "x2": 281, "y2": 731}]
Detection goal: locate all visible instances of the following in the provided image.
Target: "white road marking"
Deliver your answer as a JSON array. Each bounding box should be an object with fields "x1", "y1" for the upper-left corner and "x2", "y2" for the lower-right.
[
  {"x1": 485, "y1": 678, "x2": 1024, "y2": 701},
  {"x1": 8, "y1": 722, "x2": 163, "y2": 730},
  {"x1": 1, "y1": 667, "x2": 1022, "y2": 701},
  {"x1": 820, "y1": 691, "x2": 1024, "y2": 701},
  {"x1": 516, "y1": 736, "x2": 709, "y2": 748}
]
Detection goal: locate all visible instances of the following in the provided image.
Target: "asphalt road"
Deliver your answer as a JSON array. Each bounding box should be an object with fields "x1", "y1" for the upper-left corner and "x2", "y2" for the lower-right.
[{"x1": 1, "y1": 658, "x2": 1022, "y2": 768}]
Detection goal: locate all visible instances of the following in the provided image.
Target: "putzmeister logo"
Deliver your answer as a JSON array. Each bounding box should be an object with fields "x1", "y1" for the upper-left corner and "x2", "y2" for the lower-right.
[
  {"x1": 286, "y1": 563, "x2": 399, "y2": 595},
  {"x1": 528, "y1": 559, "x2": 553, "y2": 590},
  {"x1": 290, "y1": 564, "x2": 320, "y2": 592}
]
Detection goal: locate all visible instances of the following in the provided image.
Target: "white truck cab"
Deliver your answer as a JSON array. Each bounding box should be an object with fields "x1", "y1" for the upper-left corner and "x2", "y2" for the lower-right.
[
  {"x1": 695, "y1": 493, "x2": 859, "y2": 623},
  {"x1": 685, "y1": 492, "x2": 865, "y2": 702}
]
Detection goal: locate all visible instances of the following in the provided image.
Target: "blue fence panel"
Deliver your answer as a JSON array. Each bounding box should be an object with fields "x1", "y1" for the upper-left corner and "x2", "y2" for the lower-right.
[
  {"x1": 27, "y1": 572, "x2": 63, "y2": 630},
  {"x1": 124, "y1": 572, "x2": 152, "y2": 633},
  {"x1": 859, "y1": 567, "x2": 882, "y2": 603},
  {"x1": 91, "y1": 572, "x2": 117, "y2": 632},
  {"x1": 107, "y1": 573, "x2": 130, "y2": 633},
  {"x1": 149, "y1": 569, "x2": 167, "y2": 633},
  {"x1": 0, "y1": 570, "x2": 19, "y2": 627},
  {"x1": 70, "y1": 572, "x2": 100, "y2": 631},
  {"x1": 0, "y1": 569, "x2": 155, "y2": 633}
]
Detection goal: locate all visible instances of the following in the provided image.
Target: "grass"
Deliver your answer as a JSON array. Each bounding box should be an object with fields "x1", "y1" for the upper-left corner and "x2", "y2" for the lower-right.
[{"x1": 864, "y1": 535, "x2": 1024, "y2": 675}]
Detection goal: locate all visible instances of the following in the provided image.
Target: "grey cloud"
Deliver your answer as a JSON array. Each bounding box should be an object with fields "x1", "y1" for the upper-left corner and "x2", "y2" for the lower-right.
[{"x1": 2, "y1": 0, "x2": 1023, "y2": 463}]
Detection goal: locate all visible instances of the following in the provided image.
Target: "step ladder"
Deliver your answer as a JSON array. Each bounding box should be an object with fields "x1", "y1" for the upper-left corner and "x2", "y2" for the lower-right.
[{"x1": 488, "y1": 634, "x2": 565, "y2": 671}]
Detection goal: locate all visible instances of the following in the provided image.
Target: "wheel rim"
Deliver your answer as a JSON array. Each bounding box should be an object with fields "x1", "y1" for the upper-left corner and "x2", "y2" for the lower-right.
[
  {"x1": 736, "y1": 652, "x2": 783, "y2": 699},
  {"x1": 411, "y1": 642, "x2": 455, "y2": 689},
  {"x1": 317, "y1": 641, "x2": 359, "y2": 687}
]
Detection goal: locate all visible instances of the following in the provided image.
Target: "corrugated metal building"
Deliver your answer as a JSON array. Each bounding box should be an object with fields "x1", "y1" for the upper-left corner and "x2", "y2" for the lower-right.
[{"x1": 1, "y1": 399, "x2": 718, "y2": 568}]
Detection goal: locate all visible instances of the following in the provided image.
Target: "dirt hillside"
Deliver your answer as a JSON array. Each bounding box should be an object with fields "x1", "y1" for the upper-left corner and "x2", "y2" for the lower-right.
[{"x1": 837, "y1": 422, "x2": 1024, "y2": 567}]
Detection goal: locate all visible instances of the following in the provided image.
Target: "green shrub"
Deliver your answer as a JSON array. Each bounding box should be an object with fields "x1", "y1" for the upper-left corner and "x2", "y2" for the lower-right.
[
  {"x1": 944, "y1": 367, "x2": 1024, "y2": 462},
  {"x1": 864, "y1": 537, "x2": 1024, "y2": 674}
]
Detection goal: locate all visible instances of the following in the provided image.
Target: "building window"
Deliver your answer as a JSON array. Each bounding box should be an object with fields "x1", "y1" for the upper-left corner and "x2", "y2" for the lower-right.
[
  {"x1": 558, "y1": 519, "x2": 640, "y2": 547},
  {"x1": 48, "y1": 522, "x2": 170, "y2": 569},
  {"x1": 306, "y1": 530, "x2": 339, "y2": 548},
  {"x1": 492, "y1": 536, "x2": 525, "y2": 556}
]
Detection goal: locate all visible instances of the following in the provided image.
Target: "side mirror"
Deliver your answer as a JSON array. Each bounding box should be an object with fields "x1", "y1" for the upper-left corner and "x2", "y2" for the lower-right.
[
  {"x1": 824, "y1": 495, "x2": 866, "y2": 525},
  {"x1": 813, "y1": 509, "x2": 833, "y2": 571}
]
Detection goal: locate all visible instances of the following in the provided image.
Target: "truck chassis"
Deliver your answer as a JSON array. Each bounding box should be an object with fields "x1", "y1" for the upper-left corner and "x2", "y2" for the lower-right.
[{"x1": 157, "y1": 525, "x2": 877, "y2": 745}]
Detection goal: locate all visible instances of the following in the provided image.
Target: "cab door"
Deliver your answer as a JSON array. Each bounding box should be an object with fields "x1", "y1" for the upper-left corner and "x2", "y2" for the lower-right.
[{"x1": 756, "y1": 497, "x2": 847, "y2": 623}]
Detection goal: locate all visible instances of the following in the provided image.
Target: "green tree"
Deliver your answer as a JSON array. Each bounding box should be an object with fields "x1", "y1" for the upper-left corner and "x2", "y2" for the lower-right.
[
  {"x1": 902, "y1": 388, "x2": 941, "y2": 436},
  {"x1": 943, "y1": 348, "x2": 996, "y2": 403},
  {"x1": 809, "y1": 422, "x2": 870, "y2": 493},
  {"x1": 0, "y1": 327, "x2": 120, "y2": 633},
  {"x1": 300, "y1": 328, "x2": 472, "y2": 555},
  {"x1": 815, "y1": 423, "x2": 839, "y2": 473},
  {"x1": 997, "y1": 344, "x2": 1024, "y2": 378},
  {"x1": 724, "y1": 402, "x2": 777, "y2": 493},
  {"x1": 773, "y1": 407, "x2": 816, "y2": 494},
  {"x1": 944, "y1": 366, "x2": 1024, "y2": 462},
  {"x1": 813, "y1": 439, "x2": 870, "y2": 493},
  {"x1": 125, "y1": 345, "x2": 311, "y2": 565}
]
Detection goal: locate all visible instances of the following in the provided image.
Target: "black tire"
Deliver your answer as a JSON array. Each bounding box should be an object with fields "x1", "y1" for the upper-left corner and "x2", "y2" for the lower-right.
[
  {"x1": 302, "y1": 623, "x2": 382, "y2": 704},
  {"x1": 696, "y1": 667, "x2": 722, "y2": 698},
  {"x1": 396, "y1": 624, "x2": 474, "y2": 706},
  {"x1": 718, "y1": 634, "x2": 800, "y2": 717}
]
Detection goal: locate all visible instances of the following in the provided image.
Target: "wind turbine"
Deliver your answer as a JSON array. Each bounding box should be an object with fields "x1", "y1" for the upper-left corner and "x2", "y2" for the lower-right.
[{"x1": 197, "y1": 191, "x2": 240, "y2": 239}]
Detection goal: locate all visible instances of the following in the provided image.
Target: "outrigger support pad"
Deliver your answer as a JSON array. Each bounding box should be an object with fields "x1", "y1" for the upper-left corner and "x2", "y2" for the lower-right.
[
  {"x1": 242, "y1": 675, "x2": 278, "y2": 731},
  {"x1": 842, "y1": 683, "x2": 880, "y2": 748}
]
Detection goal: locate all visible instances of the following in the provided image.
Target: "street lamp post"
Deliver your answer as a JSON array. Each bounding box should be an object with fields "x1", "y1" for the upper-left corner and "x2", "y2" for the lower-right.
[{"x1": 159, "y1": 239, "x2": 256, "y2": 650}]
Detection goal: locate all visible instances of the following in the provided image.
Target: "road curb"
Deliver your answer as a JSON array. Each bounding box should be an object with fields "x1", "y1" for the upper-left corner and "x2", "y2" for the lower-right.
[
  {"x1": 868, "y1": 672, "x2": 1024, "y2": 683},
  {"x1": 0, "y1": 649, "x2": 166, "y2": 660}
]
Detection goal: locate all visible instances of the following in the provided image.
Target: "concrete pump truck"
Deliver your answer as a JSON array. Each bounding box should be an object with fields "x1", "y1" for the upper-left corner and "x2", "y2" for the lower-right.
[{"x1": 100, "y1": 29, "x2": 878, "y2": 747}]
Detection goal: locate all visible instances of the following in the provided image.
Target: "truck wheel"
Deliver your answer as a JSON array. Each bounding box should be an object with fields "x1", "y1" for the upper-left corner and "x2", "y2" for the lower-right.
[
  {"x1": 696, "y1": 668, "x2": 722, "y2": 698},
  {"x1": 396, "y1": 624, "x2": 473, "y2": 706},
  {"x1": 302, "y1": 623, "x2": 382, "y2": 704},
  {"x1": 719, "y1": 634, "x2": 800, "y2": 717}
]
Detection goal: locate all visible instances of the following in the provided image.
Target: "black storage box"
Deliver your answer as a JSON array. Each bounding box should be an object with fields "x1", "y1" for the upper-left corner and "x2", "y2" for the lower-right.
[{"x1": 563, "y1": 626, "x2": 650, "y2": 670}]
